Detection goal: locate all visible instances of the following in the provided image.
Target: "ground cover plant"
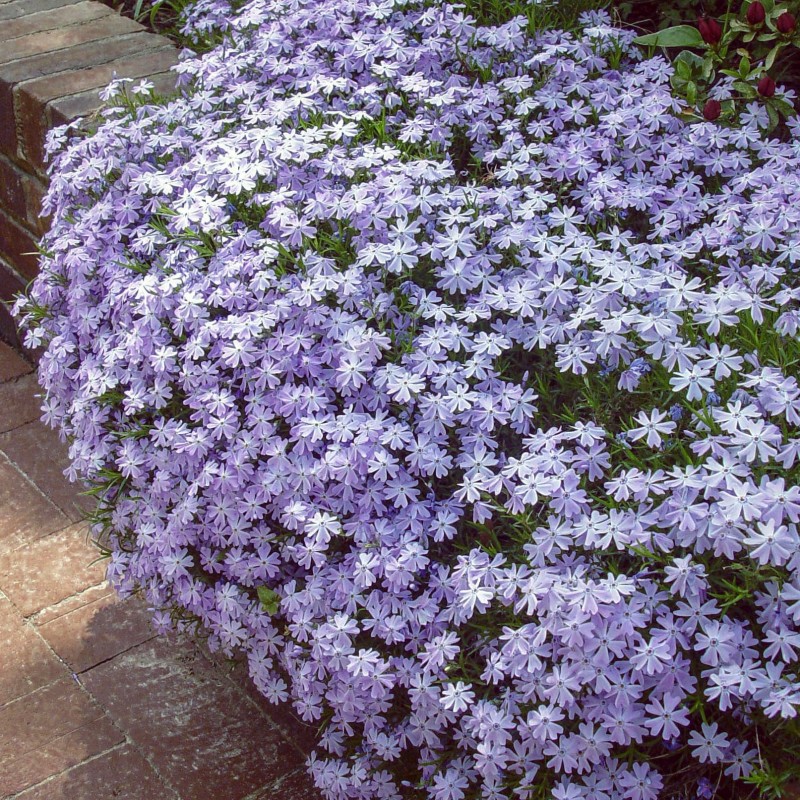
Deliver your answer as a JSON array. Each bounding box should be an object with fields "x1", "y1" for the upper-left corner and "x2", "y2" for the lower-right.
[{"x1": 15, "y1": 0, "x2": 800, "y2": 797}]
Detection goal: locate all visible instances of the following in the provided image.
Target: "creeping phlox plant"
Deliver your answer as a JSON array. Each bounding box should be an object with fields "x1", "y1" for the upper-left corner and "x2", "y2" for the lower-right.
[{"x1": 16, "y1": 0, "x2": 800, "y2": 797}]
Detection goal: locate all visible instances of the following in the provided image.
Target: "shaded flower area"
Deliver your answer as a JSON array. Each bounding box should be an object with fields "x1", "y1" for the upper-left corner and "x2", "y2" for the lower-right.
[{"x1": 15, "y1": 0, "x2": 800, "y2": 797}]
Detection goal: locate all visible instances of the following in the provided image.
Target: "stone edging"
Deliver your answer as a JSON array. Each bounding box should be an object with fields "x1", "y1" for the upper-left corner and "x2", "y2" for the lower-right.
[{"x1": 0, "y1": 0, "x2": 178, "y2": 346}]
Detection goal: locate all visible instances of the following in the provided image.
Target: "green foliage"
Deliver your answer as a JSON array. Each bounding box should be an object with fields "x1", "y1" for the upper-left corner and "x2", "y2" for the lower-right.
[
  {"x1": 461, "y1": 0, "x2": 609, "y2": 31},
  {"x1": 633, "y1": 22, "x2": 705, "y2": 45},
  {"x1": 256, "y1": 585, "x2": 281, "y2": 615},
  {"x1": 633, "y1": 0, "x2": 800, "y2": 130}
]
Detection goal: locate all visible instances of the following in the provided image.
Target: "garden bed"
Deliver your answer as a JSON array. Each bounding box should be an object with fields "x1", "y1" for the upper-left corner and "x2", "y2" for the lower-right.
[{"x1": 13, "y1": 1, "x2": 800, "y2": 798}]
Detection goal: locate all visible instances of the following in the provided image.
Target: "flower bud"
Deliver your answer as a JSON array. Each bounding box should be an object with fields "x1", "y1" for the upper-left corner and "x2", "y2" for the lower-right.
[
  {"x1": 776, "y1": 12, "x2": 796, "y2": 33},
  {"x1": 757, "y1": 74, "x2": 776, "y2": 97},
  {"x1": 745, "y1": 1, "x2": 765, "y2": 25},
  {"x1": 698, "y1": 16, "x2": 723, "y2": 44},
  {"x1": 703, "y1": 98, "x2": 722, "y2": 120}
]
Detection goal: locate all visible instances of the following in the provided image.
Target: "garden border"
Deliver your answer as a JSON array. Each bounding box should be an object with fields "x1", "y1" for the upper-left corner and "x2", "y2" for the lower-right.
[{"x1": 0, "y1": 0, "x2": 178, "y2": 348}]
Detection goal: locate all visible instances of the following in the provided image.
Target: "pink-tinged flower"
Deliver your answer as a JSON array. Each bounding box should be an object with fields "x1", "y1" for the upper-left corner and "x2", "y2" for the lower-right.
[
  {"x1": 745, "y1": 1, "x2": 765, "y2": 25},
  {"x1": 776, "y1": 11, "x2": 796, "y2": 33},
  {"x1": 698, "y1": 16, "x2": 723, "y2": 44}
]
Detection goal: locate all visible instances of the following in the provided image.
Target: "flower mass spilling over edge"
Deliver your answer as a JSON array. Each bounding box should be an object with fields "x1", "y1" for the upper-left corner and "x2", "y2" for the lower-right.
[{"x1": 16, "y1": 0, "x2": 800, "y2": 797}]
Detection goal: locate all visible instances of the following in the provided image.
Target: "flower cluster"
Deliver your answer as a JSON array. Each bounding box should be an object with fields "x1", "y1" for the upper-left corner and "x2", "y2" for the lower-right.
[{"x1": 17, "y1": 0, "x2": 800, "y2": 798}]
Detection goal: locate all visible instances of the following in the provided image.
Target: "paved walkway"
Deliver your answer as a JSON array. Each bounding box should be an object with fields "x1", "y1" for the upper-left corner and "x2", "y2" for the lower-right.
[{"x1": 0, "y1": 342, "x2": 317, "y2": 800}]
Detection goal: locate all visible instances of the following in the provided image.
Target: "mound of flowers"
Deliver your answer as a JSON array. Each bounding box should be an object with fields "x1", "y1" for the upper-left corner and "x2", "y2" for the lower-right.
[{"x1": 17, "y1": 0, "x2": 800, "y2": 797}]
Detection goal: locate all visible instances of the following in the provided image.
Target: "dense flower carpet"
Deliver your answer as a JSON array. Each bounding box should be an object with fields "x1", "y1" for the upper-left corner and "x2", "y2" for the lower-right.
[{"x1": 16, "y1": 0, "x2": 800, "y2": 797}]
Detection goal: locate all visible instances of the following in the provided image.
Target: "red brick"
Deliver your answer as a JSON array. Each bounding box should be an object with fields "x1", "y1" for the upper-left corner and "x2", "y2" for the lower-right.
[
  {"x1": 33, "y1": 581, "x2": 113, "y2": 625},
  {"x1": 0, "y1": 522, "x2": 106, "y2": 616},
  {"x1": 0, "y1": 0, "x2": 83, "y2": 21},
  {"x1": 81, "y1": 637, "x2": 305, "y2": 800},
  {"x1": 0, "y1": 678, "x2": 123, "y2": 797},
  {"x1": 0, "y1": 208, "x2": 39, "y2": 280},
  {"x1": 209, "y1": 652, "x2": 317, "y2": 755},
  {"x1": 48, "y1": 68, "x2": 180, "y2": 131},
  {"x1": 0, "y1": 594, "x2": 66, "y2": 705},
  {"x1": 0, "y1": 456, "x2": 67, "y2": 549},
  {"x1": 0, "y1": 258, "x2": 27, "y2": 346},
  {"x1": 13, "y1": 743, "x2": 177, "y2": 800},
  {"x1": 0, "y1": 339, "x2": 31, "y2": 381},
  {"x1": 39, "y1": 593, "x2": 155, "y2": 673},
  {"x1": 0, "y1": 31, "x2": 171, "y2": 158},
  {"x1": 249, "y1": 769, "x2": 319, "y2": 800},
  {"x1": 17, "y1": 47, "x2": 177, "y2": 168},
  {"x1": 4, "y1": 1, "x2": 112, "y2": 40},
  {"x1": 1, "y1": 14, "x2": 143, "y2": 67},
  {"x1": 0, "y1": 372, "x2": 42, "y2": 433},
  {"x1": 0, "y1": 154, "x2": 46, "y2": 234},
  {"x1": 0, "y1": 419, "x2": 91, "y2": 520}
]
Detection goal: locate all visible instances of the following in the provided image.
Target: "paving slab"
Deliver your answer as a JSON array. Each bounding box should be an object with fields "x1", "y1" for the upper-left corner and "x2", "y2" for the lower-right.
[
  {"x1": 0, "y1": 522, "x2": 106, "y2": 616},
  {"x1": 13, "y1": 743, "x2": 178, "y2": 800},
  {"x1": 0, "y1": 373, "x2": 42, "y2": 434},
  {"x1": 0, "y1": 677, "x2": 123, "y2": 797},
  {"x1": 0, "y1": 593, "x2": 65, "y2": 705},
  {"x1": 1, "y1": 14, "x2": 142, "y2": 68},
  {"x1": 249, "y1": 767, "x2": 320, "y2": 800},
  {"x1": 0, "y1": 456, "x2": 68, "y2": 549},
  {"x1": 0, "y1": 0, "x2": 83, "y2": 21},
  {"x1": 4, "y1": 1, "x2": 112, "y2": 40},
  {"x1": 32, "y1": 581, "x2": 113, "y2": 626},
  {"x1": 38, "y1": 591, "x2": 155, "y2": 673},
  {"x1": 0, "y1": 340, "x2": 31, "y2": 381},
  {"x1": 0, "y1": 419, "x2": 91, "y2": 521},
  {"x1": 209, "y1": 652, "x2": 318, "y2": 756},
  {"x1": 80, "y1": 637, "x2": 306, "y2": 800}
]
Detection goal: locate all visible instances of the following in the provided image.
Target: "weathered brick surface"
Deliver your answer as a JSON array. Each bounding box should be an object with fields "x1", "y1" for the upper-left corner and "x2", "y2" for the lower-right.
[
  {"x1": 13, "y1": 743, "x2": 178, "y2": 800},
  {"x1": 0, "y1": 522, "x2": 106, "y2": 616},
  {"x1": 47, "y1": 68, "x2": 181, "y2": 140},
  {"x1": 0, "y1": 0, "x2": 83, "y2": 22},
  {"x1": 250, "y1": 769, "x2": 321, "y2": 800},
  {"x1": 1, "y1": 14, "x2": 142, "y2": 67},
  {"x1": 0, "y1": 1, "x2": 177, "y2": 301},
  {"x1": 0, "y1": 678, "x2": 124, "y2": 797},
  {"x1": 0, "y1": 257, "x2": 27, "y2": 345},
  {"x1": 0, "y1": 209, "x2": 39, "y2": 279},
  {"x1": 0, "y1": 30, "x2": 172, "y2": 160},
  {"x1": 80, "y1": 638, "x2": 306, "y2": 800},
  {"x1": 4, "y1": 1, "x2": 112, "y2": 41},
  {"x1": 39, "y1": 592, "x2": 156, "y2": 673},
  {"x1": 0, "y1": 339, "x2": 31, "y2": 381},
  {"x1": 0, "y1": 373, "x2": 42, "y2": 433},
  {"x1": 0, "y1": 594, "x2": 66, "y2": 705},
  {"x1": 18, "y1": 47, "x2": 179, "y2": 170},
  {"x1": 0, "y1": 419, "x2": 91, "y2": 520},
  {"x1": 0, "y1": 154, "x2": 47, "y2": 234},
  {"x1": 0, "y1": 456, "x2": 67, "y2": 549}
]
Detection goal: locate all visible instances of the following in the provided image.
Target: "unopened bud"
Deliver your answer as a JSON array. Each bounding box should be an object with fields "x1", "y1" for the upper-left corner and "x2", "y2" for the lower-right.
[
  {"x1": 698, "y1": 16, "x2": 723, "y2": 44},
  {"x1": 703, "y1": 98, "x2": 722, "y2": 121},
  {"x1": 745, "y1": 1, "x2": 765, "y2": 25},
  {"x1": 757, "y1": 74, "x2": 776, "y2": 97},
  {"x1": 776, "y1": 12, "x2": 796, "y2": 34}
]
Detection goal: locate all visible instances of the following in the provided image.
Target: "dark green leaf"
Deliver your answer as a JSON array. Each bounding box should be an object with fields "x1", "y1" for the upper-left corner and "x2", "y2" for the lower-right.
[
  {"x1": 257, "y1": 586, "x2": 281, "y2": 615},
  {"x1": 633, "y1": 25, "x2": 705, "y2": 47}
]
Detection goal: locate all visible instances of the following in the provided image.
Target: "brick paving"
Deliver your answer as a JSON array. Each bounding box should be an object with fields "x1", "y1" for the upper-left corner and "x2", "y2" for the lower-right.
[
  {"x1": 0, "y1": 346, "x2": 319, "y2": 800},
  {"x1": 0, "y1": 0, "x2": 180, "y2": 345}
]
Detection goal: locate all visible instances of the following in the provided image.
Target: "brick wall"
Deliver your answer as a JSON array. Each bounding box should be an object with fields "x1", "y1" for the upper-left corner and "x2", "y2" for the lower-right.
[{"x1": 0, "y1": 0, "x2": 178, "y2": 347}]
